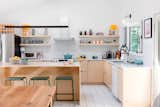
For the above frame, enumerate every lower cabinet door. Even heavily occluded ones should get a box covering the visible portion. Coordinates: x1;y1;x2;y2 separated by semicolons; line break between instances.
80;61;88;83
87;61;104;83
104;71;108;85
106;63;112;89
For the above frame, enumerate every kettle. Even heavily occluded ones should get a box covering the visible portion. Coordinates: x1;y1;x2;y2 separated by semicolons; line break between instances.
106;51;113;59
120;44;129;61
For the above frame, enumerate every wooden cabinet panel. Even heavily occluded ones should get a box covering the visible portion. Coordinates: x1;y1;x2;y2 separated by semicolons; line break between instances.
0;68;11;86
0;68;5;85
105;62;112;89
80;61;88;83
104;71;107;85
87;61;104;83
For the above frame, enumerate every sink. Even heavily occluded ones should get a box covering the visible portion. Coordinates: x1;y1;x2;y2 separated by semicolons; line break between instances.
111;60;124;64
111;60;124;63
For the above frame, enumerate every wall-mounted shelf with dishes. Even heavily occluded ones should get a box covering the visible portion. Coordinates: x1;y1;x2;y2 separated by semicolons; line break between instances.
20;35;51;38
20;35;51;47
79;34;120;47
79;43;119;46
54;37;74;41
20;43;51;47
79;35;120;38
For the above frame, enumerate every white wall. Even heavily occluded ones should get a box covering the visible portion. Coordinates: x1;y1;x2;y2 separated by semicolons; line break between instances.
0;0;123;59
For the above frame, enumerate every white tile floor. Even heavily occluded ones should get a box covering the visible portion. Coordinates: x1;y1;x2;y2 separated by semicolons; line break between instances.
54;85;121;107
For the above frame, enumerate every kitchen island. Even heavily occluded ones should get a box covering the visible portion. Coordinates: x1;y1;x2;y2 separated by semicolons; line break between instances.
0;62;80;101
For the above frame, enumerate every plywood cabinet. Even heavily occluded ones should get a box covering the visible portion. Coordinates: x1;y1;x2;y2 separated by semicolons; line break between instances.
80;60;105;84
104;61;112;89
0;68;10;86
103;70;107;85
80;61;88;83
87;61;104;83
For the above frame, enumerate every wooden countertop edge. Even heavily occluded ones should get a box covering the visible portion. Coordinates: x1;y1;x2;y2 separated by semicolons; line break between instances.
0;62;80;68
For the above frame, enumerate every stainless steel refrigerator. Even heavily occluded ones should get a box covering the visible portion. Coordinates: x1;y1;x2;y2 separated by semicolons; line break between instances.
0;33;14;63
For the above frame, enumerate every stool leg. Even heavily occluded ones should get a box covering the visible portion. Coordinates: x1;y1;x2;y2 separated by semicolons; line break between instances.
10;81;13;86
23;80;26;86
33;80;35;86
55;80;58;101
24;79;27;86
48;80;51;86
72;79;74;101
23;79;25;86
29;80;31;86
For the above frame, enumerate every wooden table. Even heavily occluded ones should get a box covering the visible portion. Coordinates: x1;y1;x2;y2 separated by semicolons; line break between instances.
0;86;56;107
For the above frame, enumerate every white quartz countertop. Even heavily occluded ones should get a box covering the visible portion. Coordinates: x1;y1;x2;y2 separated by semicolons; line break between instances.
106;59;151;70
0;62;80;68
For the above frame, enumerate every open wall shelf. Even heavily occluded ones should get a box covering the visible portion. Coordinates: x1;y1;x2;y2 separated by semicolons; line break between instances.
20;35;51;38
79;35;120;38
79;34;120;47
79;43;119;46
20;44;51;47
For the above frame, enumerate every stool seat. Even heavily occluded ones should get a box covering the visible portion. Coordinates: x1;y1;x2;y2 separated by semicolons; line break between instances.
56;76;73;80
29;76;51;86
6;77;27;86
6;77;26;81
30;76;49;80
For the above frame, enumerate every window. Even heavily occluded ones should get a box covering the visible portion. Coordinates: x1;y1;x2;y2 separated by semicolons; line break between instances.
129;26;141;53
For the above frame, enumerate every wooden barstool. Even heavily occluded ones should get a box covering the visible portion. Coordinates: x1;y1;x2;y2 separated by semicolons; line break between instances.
55;76;74;101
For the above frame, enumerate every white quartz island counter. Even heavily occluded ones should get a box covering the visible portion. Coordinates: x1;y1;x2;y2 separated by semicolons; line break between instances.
0;62;80;101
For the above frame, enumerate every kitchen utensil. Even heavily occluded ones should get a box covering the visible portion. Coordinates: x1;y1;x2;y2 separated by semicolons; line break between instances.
64;53;72;60
89;29;93;35
96;32;104;35
32;29;36;35
102;53;107;59
79;31;83;35
92;56;98;59
120;44;129;61
44;28;48;35
116;50;121;60
84;31;87;35
106;51;113;59
20;58;28;65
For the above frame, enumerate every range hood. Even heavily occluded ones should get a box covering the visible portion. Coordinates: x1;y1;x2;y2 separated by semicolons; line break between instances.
53;28;74;41
54;36;74;41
